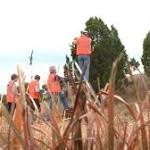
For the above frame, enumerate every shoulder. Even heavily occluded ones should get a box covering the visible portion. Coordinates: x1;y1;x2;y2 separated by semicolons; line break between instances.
29;80;34;84
29;80;36;86
7;81;14;87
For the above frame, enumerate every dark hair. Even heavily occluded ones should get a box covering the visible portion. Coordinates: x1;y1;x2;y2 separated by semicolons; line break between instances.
81;30;88;35
11;74;18;80
34;75;40;80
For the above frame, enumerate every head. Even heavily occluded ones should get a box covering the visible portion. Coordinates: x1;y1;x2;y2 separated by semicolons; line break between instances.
81;30;89;36
11;74;18;82
49;66;57;74
34;75;40;81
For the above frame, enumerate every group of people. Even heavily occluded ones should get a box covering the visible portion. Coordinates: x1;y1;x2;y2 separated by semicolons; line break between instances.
6;30;93;118
6;66;69;116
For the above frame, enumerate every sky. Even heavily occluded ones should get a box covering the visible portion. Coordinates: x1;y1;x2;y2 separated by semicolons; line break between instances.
0;0;150;93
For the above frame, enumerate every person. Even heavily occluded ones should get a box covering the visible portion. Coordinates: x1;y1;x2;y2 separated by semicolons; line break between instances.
73;30;92;81
47;66;69;110
6;74;19;114
41;84;52;121
28;75;41;112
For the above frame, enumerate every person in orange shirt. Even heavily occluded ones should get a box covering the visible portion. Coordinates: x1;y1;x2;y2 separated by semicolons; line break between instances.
6;74;19;114
47;66;69;110
29;75;41;112
73;31;92;81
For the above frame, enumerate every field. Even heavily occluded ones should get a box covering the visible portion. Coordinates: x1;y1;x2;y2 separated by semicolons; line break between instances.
0;64;150;150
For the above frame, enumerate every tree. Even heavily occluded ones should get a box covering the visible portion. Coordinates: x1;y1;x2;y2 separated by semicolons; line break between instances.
129;57;140;72
70;43;77;61
141;31;150;77
84;17;128;91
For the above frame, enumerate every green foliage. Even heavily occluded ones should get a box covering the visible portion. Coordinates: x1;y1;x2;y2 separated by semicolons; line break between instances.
129;58;140;71
25;82;29;91
85;17;128;91
1;95;6;105
70;17;128;92
141;31;150;77
70;43;77;61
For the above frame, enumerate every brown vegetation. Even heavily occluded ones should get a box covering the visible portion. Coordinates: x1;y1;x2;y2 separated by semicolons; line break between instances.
1;59;150;150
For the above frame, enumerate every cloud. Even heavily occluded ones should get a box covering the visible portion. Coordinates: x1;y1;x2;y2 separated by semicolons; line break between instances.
0;0;149;59
0;0;150;92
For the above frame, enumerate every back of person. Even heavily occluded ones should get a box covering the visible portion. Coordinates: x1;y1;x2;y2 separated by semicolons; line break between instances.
29;80;40;99
73;31;92;81
6;81;15;103
28;75;41;112
6;74;18;114
47;73;61;93
76;35;92;55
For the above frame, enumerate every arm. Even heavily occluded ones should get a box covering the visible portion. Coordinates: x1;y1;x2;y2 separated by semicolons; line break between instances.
57;75;65;83
72;37;77;45
57;75;69;86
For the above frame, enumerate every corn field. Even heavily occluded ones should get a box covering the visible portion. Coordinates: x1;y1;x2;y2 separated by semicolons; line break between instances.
1;55;150;150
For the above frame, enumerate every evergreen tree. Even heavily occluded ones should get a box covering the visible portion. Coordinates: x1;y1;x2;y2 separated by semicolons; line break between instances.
129;58;140;71
141;31;150;77
70;17;128;92
85;17;128;91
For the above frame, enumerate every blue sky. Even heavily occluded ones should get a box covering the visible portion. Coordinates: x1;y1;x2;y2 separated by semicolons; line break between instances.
0;0;150;93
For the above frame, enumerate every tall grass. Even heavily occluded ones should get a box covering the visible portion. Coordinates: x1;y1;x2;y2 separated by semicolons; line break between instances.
0;56;150;150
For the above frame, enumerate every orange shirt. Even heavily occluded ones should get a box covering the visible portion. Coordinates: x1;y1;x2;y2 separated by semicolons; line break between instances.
6;81;18;103
75;35;92;55
29;80;40;99
47;73;61;93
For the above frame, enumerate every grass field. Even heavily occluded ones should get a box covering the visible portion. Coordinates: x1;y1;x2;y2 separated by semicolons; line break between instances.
1;64;150;150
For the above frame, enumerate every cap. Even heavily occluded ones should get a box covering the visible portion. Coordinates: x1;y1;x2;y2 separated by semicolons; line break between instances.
81;30;88;35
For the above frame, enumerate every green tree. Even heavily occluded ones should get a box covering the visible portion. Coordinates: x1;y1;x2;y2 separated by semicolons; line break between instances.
70;43;77;61
129;57;140;72
85;17;128;91
141;31;150;77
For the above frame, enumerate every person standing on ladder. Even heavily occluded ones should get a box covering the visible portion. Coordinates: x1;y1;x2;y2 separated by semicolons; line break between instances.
73;30;93;81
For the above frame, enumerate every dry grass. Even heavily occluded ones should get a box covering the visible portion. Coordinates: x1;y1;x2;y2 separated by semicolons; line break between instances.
1;58;150;150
